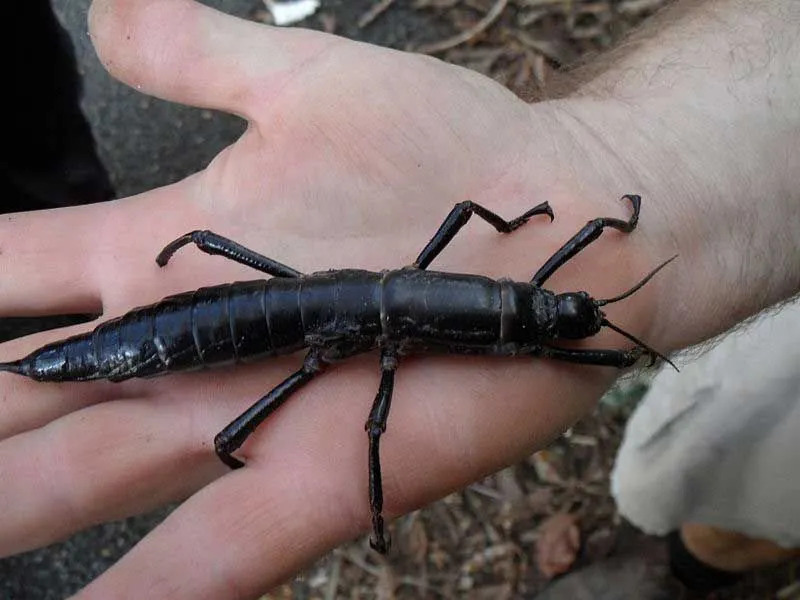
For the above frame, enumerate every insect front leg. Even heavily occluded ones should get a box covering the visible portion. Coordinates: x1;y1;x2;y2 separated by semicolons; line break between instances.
412;200;553;270
531;194;640;286
214;348;326;469
156;230;303;278
536;345;646;368
364;348;398;553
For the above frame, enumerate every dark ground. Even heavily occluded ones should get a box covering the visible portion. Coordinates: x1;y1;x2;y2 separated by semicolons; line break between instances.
1;1;798;599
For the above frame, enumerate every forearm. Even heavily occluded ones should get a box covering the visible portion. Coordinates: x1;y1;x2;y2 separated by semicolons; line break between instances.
551;0;800;350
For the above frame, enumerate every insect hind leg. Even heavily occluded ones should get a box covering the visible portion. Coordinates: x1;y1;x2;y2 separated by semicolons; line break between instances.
156;230;303;278
214;349;325;469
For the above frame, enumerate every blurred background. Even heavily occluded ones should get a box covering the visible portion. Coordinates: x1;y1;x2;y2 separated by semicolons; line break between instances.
2;1;798;598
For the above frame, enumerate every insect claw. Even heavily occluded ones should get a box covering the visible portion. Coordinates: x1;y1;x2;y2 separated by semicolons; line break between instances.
369;533;391;554
219;453;245;470
642;347;679;371
214;432;246;469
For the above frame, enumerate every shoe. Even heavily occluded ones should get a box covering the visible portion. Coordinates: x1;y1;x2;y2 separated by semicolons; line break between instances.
667;530;741;593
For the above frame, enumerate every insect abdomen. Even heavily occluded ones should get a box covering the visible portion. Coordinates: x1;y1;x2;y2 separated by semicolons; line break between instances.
116;280;293;378
12;281;282;382
9;273;389;383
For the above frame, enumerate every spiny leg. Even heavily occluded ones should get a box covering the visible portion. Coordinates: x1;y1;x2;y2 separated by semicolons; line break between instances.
531;195;640;287
156;229;303;278
536;345;645;368
214;349;325;469
413;200;553;270
364;349;398;553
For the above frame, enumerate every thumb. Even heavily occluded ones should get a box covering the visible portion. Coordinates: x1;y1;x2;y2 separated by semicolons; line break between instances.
88;0;335;119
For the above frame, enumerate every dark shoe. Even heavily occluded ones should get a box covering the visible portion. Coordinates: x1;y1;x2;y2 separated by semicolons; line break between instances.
667;530;742;593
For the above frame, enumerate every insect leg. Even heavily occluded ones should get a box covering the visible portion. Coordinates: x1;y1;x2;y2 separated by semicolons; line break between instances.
412;201;553;270
536;345;645;368
156;230;303;278
364;349;398;553
531;195;640;286
214;349;325;469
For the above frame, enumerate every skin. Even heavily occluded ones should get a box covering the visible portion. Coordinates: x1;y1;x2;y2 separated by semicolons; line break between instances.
0;0;797;597
681;524;800;573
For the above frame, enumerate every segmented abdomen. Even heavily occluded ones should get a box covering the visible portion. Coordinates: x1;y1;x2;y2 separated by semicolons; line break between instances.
17;271;385;382
22;281;279;381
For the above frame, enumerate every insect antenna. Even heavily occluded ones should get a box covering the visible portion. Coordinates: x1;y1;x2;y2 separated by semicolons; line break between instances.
602;318;678;371
595;255;678;307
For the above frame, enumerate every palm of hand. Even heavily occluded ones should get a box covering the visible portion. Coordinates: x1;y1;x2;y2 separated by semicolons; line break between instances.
198;34;540;260
0;3;623;598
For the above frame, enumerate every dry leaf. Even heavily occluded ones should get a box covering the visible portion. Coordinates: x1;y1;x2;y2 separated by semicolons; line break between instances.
536;513;581;578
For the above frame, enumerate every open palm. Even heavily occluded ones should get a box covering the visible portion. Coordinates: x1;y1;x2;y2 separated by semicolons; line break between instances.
0;1;658;598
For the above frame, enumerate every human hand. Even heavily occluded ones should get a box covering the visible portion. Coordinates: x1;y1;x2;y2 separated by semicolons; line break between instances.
1;0;797;598
0;2;653;596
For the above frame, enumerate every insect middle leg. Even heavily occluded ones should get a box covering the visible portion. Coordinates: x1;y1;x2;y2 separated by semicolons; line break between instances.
364;348;398;553
214;348;325;469
531;194;640;286
156;230;303;278
412;200;553;270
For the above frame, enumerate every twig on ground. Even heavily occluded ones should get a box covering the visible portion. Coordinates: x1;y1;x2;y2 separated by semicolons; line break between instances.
413;0;509;54
358;0;396;28
513;30;578;64
323;553;342;600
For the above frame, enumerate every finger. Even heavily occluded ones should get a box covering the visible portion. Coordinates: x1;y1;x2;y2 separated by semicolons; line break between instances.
0;186;287;440
0;183;199;317
73;359;610;600
88;0;338;119
0;351;306;556
74;394;372;600
0;205;105;316
76;460;361;600
0;321;140;440
0;392;224;557
0;185;204;318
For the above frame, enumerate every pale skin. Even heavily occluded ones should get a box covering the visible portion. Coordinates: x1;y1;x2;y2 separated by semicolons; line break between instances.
0;0;798;597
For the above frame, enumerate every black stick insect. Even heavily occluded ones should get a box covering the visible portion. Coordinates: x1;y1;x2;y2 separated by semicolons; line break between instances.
0;194;675;552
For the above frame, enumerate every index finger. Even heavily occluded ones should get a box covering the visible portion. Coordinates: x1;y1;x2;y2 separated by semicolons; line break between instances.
0;205;104;316
73;357;611;600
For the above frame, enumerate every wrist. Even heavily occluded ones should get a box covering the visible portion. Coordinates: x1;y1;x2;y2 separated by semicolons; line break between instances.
533;0;800;351
545;94;799;352
489;102;665;361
